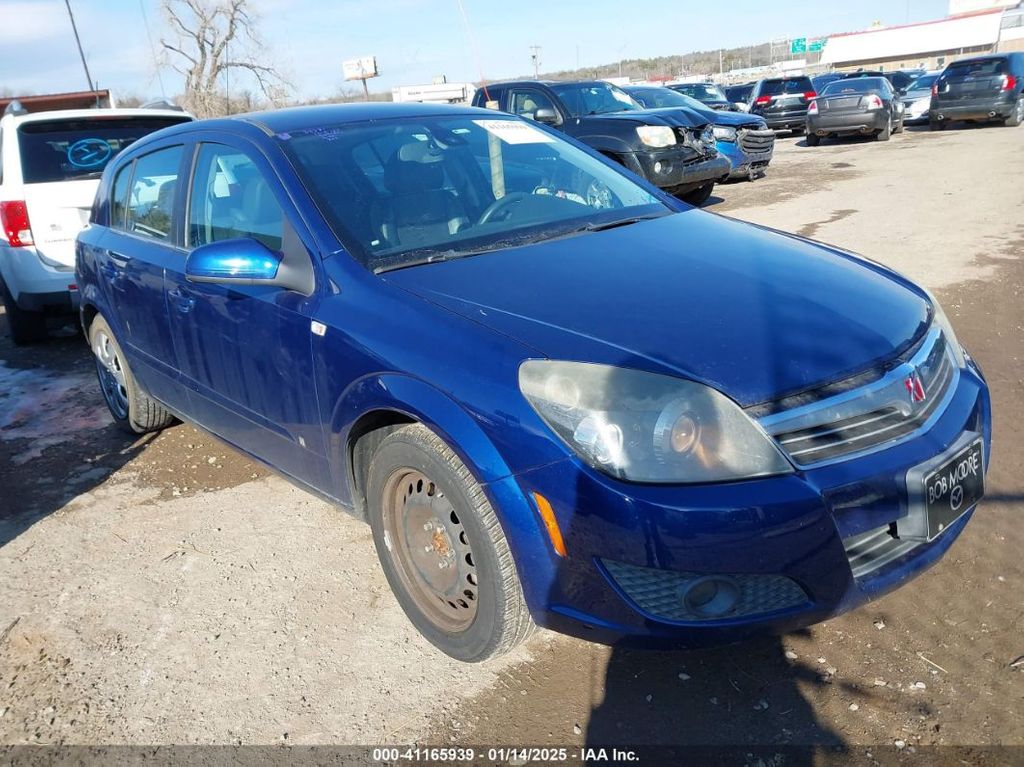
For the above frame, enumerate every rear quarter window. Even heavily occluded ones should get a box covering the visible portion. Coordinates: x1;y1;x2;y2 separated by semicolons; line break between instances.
16;116;190;184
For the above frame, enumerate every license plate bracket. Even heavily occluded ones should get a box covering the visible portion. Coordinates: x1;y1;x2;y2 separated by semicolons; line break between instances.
900;434;985;541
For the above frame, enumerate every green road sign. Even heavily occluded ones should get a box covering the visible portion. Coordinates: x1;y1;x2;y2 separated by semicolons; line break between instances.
791;38;807;54
808;39;826;52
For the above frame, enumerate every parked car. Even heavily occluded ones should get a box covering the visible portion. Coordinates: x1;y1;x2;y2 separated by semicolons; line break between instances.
472;80;729;205
0;102;192;343
723;82;754;111
806;77;904;145
667;82;737;111
77;103;990;662
930;53;1024;130
901;71;942;125
747;76;816;133
623;85;775;180
811;73;844;94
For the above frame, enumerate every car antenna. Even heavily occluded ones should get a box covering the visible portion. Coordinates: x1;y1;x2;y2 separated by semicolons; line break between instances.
454;0;491;103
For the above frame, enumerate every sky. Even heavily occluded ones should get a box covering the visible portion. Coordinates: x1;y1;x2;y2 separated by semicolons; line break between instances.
0;0;953;101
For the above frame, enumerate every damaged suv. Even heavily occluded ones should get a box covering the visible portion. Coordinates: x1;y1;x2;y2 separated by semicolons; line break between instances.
473;80;730;205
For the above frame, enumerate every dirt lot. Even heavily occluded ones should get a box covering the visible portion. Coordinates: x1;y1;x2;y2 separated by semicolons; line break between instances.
0;123;1022;754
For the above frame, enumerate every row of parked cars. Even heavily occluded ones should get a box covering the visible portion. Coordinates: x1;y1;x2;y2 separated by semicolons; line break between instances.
0;57;996;663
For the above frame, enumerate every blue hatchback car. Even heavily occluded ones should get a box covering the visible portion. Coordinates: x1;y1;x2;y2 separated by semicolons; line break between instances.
76;104;990;662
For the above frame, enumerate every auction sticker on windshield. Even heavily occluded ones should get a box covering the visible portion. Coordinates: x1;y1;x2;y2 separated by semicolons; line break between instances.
473;120;556;144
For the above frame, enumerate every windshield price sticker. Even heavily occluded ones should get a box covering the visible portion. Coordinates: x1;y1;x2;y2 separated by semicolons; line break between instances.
474;119;556;144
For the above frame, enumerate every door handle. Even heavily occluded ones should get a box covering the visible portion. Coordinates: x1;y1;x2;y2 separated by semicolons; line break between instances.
167;287;196;314
104;249;130;268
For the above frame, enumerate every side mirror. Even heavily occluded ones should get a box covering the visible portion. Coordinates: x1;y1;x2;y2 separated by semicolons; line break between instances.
534;107;560;125
186;238;299;290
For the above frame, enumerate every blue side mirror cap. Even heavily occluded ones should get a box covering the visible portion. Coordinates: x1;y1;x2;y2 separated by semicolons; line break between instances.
185;239;282;285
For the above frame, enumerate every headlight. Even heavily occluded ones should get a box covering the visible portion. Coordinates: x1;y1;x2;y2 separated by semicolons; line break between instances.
700;126;716;146
712;125;737;142
635;126;676;148
519;361;793;483
925;291;966;368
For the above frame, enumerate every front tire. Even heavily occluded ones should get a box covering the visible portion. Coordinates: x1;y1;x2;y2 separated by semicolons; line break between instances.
89;315;175;434
366;424;534;662
678;182;714;206
0;280;47;345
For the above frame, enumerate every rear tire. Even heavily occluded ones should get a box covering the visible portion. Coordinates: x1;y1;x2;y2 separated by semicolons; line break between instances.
877;115;892;141
678;182;714;207
0;280;48;345
805;133;821;147
930;118;945;131
894;113;905;133
366;424;534;662
88;315;175;434
1005;97;1023;127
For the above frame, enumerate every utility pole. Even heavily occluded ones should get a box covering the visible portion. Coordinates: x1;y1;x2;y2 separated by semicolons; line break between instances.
530;45;541;78
719;49;723;76
64;0;96;95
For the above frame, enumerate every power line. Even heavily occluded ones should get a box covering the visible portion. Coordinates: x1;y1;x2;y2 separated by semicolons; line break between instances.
139;0;167;98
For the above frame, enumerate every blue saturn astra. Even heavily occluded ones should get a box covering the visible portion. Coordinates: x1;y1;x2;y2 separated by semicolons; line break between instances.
76;104;990;662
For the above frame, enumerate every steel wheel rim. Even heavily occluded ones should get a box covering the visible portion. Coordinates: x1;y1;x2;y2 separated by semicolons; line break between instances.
382;468;479;632
93;329;129;420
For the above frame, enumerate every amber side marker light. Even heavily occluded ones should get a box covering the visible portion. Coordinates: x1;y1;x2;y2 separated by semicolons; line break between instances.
531;492;567;558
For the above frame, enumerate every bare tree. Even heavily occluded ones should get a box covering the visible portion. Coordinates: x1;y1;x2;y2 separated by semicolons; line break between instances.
160;0;289;117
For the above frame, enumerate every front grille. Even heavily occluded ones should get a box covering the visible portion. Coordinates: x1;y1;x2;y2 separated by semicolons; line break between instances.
738;128;776;154
843;524;918;580
601;560;809;623
760;327;958;467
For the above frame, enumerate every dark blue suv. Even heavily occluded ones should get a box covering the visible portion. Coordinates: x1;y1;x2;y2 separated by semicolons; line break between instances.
77;104;991;662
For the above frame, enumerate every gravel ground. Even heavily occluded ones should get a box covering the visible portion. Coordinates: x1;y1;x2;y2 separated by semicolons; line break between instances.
0;122;1021;751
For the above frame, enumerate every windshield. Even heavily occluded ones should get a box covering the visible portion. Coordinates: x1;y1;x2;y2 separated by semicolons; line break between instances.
906;74;938;92
822;79;886;96
760;78;814;96
673;84;728;102
281;115;668;272
549;82;641;117
17;116;190;184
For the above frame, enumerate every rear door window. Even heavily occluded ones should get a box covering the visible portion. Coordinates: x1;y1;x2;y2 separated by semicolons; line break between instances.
16;116;191;184
126;145;184;242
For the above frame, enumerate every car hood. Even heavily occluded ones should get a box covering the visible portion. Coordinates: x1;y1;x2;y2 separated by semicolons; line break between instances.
582;108;708;129
384;211;930;407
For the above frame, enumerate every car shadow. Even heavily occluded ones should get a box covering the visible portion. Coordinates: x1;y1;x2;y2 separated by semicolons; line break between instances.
0;311;151;550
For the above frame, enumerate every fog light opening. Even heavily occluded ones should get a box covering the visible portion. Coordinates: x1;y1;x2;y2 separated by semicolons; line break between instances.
680;576;741;618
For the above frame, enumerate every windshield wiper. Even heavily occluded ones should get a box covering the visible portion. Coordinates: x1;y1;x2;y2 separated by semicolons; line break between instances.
573;213;664;234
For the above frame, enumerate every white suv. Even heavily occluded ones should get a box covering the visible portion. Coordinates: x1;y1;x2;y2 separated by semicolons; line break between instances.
0;105;192;344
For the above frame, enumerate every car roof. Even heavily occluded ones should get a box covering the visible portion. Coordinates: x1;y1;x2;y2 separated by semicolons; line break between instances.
4;107;192;126
234;102;500;135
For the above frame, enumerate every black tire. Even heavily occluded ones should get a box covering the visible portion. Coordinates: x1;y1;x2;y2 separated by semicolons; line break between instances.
791;126;805;135
930;118;945;131
877;115;892;141
805;133;821;147
679;182;714;207
894;113;905;134
1005;97;1023;127
0;279;47;345
366;424;534;662
88;314;175;434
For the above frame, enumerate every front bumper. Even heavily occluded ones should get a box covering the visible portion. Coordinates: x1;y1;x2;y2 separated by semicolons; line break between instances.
717;139;773;180
807;110;889;136
626;148;731;193
500;357;990;647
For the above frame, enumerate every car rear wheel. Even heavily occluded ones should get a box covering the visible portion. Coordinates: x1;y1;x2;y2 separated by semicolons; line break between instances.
877;115;892;141
805;133;821;147
1005;97;1023;127
0;279;48;345
678;183;715;207
366;424;534;662
930;118;945;131
89;315;175;434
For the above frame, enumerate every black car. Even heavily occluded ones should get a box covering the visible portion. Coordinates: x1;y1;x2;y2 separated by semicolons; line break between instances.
806;77;904;145
667;82;737;111
747;76;816;133
811;73;843;93
723;82;754;108
472;80;730;205
930;53;1024;130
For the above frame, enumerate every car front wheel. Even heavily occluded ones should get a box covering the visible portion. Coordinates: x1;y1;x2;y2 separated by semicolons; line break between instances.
89;315;175;434
366;424;534;662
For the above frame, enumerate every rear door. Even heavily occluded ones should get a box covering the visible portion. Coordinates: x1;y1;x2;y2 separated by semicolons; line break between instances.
936;58;1009;108
17;116;190;268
